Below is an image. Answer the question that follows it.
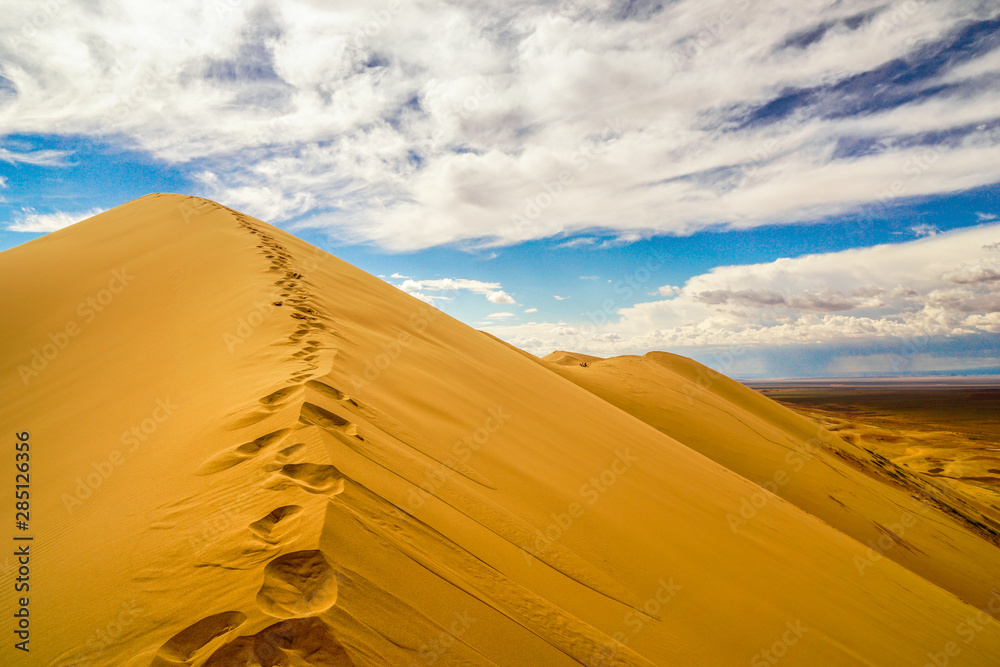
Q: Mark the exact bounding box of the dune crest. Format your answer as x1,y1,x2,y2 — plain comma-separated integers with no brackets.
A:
3,194,1000,665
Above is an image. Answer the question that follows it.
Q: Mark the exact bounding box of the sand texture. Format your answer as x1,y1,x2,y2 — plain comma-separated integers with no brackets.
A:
2,195,1000,666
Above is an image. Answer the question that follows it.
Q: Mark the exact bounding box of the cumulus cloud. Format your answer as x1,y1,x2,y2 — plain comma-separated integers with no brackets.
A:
3,1,999,249
943,258,1000,284
486,290,516,304
483,223,1000,355
396,276,517,306
5,208,104,232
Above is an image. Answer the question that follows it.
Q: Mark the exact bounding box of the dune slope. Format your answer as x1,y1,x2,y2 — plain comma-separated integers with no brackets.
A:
2,195,1000,666
541,351,1000,611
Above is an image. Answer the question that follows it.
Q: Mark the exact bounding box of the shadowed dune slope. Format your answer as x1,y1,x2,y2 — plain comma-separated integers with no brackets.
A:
541,351,1000,611
2,194,1000,666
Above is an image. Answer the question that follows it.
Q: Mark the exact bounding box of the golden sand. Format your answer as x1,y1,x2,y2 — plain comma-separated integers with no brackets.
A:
2,195,999,666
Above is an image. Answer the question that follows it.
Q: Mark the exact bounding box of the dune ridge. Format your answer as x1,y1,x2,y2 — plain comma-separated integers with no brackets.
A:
2,194,1000,665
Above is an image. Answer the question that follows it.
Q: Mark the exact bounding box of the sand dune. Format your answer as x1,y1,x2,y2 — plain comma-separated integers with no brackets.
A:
542,351,1000,611
3,194,1000,666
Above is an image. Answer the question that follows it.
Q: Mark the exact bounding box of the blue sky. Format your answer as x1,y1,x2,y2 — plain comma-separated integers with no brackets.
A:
2,0,1000,378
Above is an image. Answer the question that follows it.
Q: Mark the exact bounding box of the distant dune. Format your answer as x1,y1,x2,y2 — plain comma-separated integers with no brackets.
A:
2,194,1000,666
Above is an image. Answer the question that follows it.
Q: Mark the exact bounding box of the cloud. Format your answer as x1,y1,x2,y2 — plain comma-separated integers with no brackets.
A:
4,1,999,249
910,223,940,237
657,285,680,297
481,223,1000,356
396,276,517,305
943,258,1000,285
486,290,516,304
977,212,999,222
0,148,72,167
579,275,599,280
485,312,515,319
553,295,568,300
5,208,104,232
559,238,596,249
524,307,538,313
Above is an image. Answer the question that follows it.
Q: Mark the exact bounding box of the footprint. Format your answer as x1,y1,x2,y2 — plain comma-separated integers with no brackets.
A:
195,429,292,475
305,380,347,402
299,403,359,437
249,505,303,542
267,463,345,496
202,617,353,666
259,385,304,408
152,611,246,665
256,550,339,619
277,443,306,460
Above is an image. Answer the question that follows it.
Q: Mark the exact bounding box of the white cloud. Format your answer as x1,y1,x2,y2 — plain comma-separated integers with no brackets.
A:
0,148,72,167
553,295,568,300
396,276,516,305
524,307,538,313
5,208,104,232
579,275,599,280
910,224,939,237
657,285,680,297
977,212,999,222
3,1,998,249
486,290,516,304
485,312,515,319
481,224,1000,356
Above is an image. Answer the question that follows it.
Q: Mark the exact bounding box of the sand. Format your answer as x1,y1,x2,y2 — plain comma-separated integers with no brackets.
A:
2,194,1000,666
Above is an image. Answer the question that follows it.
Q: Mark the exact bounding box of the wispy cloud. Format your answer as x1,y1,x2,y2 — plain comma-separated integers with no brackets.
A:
2,1,998,249
5,208,104,232
396,277,516,306
0,148,73,167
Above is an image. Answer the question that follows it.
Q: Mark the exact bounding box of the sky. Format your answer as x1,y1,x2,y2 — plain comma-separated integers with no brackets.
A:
1,0,999,378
